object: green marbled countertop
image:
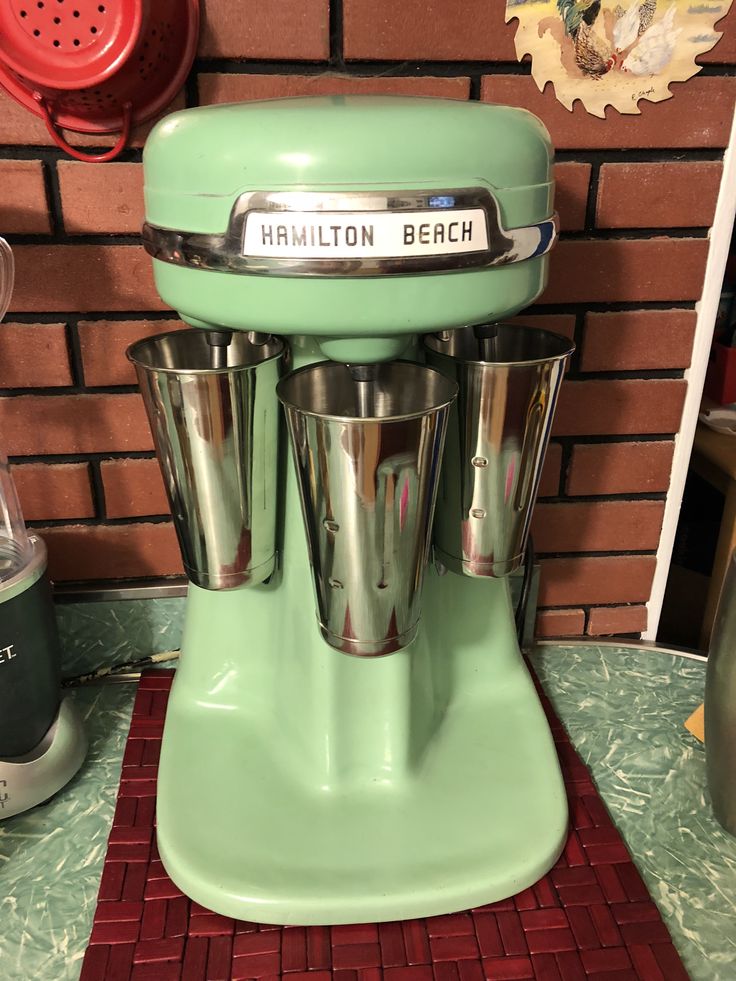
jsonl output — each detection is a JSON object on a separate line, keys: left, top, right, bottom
{"left": 1, "top": 637, "right": 734, "bottom": 980}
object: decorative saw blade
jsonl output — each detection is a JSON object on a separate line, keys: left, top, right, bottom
{"left": 505, "top": 0, "right": 732, "bottom": 117}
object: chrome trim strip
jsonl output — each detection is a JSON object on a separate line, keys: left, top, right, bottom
{"left": 53, "top": 581, "right": 189, "bottom": 603}
{"left": 143, "top": 188, "right": 558, "bottom": 278}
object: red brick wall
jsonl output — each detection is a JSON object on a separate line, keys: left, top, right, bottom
{"left": 1, "top": 0, "right": 734, "bottom": 638}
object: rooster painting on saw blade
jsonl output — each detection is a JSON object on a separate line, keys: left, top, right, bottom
{"left": 558, "top": 0, "right": 679, "bottom": 78}
{"left": 506, "top": 0, "right": 730, "bottom": 115}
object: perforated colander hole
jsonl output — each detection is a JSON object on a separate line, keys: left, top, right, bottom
{"left": 37, "top": 2, "right": 44, "bottom": 8}
{"left": 53, "top": 39, "right": 60, "bottom": 45}
{"left": 90, "top": 25, "right": 97, "bottom": 33}
{"left": 33, "top": 28, "right": 40, "bottom": 35}
{"left": 73, "top": 37, "right": 79, "bottom": 45}
{"left": 53, "top": 15, "right": 60, "bottom": 22}
{"left": 73, "top": 9, "right": 79, "bottom": 16}
{"left": 98, "top": 4, "right": 105, "bottom": 10}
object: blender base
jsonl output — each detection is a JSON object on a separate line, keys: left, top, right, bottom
{"left": 0, "top": 697, "right": 87, "bottom": 819}
{"left": 156, "top": 569, "right": 567, "bottom": 925}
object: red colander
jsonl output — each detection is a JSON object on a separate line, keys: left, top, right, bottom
{"left": 0, "top": 0, "right": 199, "bottom": 162}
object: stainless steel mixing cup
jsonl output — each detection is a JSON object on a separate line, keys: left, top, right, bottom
{"left": 278, "top": 361, "right": 457, "bottom": 657}
{"left": 128, "top": 329, "right": 286, "bottom": 590}
{"left": 424, "top": 324, "right": 574, "bottom": 578}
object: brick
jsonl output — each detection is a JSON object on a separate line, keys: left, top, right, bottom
{"left": 12, "top": 463, "right": 94, "bottom": 521}
{"left": 596, "top": 162, "right": 722, "bottom": 229}
{"left": 532, "top": 501, "right": 665, "bottom": 553}
{"left": 37, "top": 522, "right": 182, "bottom": 581}
{"left": 524, "top": 929, "right": 575, "bottom": 954}
{"left": 79, "top": 944, "right": 109, "bottom": 981}
{"left": 481, "top": 956, "right": 534, "bottom": 980}
{"left": 544, "top": 239, "right": 708, "bottom": 305}
{"left": 90, "top": 919, "right": 140, "bottom": 945}
{"left": 0, "top": 87, "right": 185, "bottom": 147}
{"left": 0, "top": 161, "right": 51, "bottom": 234}
{"left": 538, "top": 442, "right": 562, "bottom": 498}
{"left": 133, "top": 937, "right": 185, "bottom": 964}
{"left": 332, "top": 943, "right": 382, "bottom": 969}
{"left": 10, "top": 246, "right": 166, "bottom": 313}
{"left": 458, "top": 960, "right": 485, "bottom": 981}
{"left": 0, "top": 323, "right": 72, "bottom": 387}
{"left": 580, "top": 949, "right": 631, "bottom": 974}
{"left": 198, "top": 73, "right": 471, "bottom": 106}
{"left": 101, "top": 458, "right": 169, "bottom": 519}
{"left": 344, "top": 0, "right": 518, "bottom": 60}
{"left": 480, "top": 75, "right": 736, "bottom": 149}
{"left": 581, "top": 310, "right": 696, "bottom": 372}
{"left": 626, "top": 946, "right": 665, "bottom": 981}
{"left": 539, "top": 556, "right": 656, "bottom": 606}
{"left": 429, "top": 936, "right": 479, "bottom": 961}
{"left": 0, "top": 394, "right": 153, "bottom": 455}
{"left": 233, "top": 932, "right": 280, "bottom": 956}
{"left": 701, "top": 4, "right": 736, "bottom": 62}
{"left": 587, "top": 605, "right": 649, "bottom": 636}
{"left": 78, "top": 319, "right": 184, "bottom": 387}
{"left": 199, "top": 0, "right": 329, "bottom": 58}
{"left": 58, "top": 162, "right": 144, "bottom": 235}
{"left": 567, "top": 441, "right": 675, "bottom": 495}
{"left": 332, "top": 925, "right": 380, "bottom": 944}
{"left": 553, "top": 380, "right": 686, "bottom": 436}
{"left": 534, "top": 609, "right": 585, "bottom": 639}
{"left": 554, "top": 163, "right": 591, "bottom": 233}
{"left": 131, "top": 963, "right": 180, "bottom": 981}
{"left": 519, "top": 910, "right": 568, "bottom": 930}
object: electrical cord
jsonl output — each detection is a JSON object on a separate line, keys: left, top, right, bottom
{"left": 61, "top": 649, "right": 180, "bottom": 688}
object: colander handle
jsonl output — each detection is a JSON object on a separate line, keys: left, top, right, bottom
{"left": 0, "top": 237, "right": 15, "bottom": 324}
{"left": 34, "top": 95, "right": 133, "bottom": 163}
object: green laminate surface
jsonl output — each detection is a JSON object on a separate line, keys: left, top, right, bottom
{"left": 0, "top": 683, "right": 135, "bottom": 981}
{"left": 532, "top": 644, "right": 736, "bottom": 979}
{"left": 0, "top": 640, "right": 733, "bottom": 979}
{"left": 56, "top": 596, "right": 185, "bottom": 678}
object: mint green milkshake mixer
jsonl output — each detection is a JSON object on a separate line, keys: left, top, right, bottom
{"left": 128, "top": 96, "right": 574, "bottom": 924}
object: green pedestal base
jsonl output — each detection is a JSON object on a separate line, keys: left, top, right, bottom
{"left": 156, "top": 565, "right": 567, "bottom": 924}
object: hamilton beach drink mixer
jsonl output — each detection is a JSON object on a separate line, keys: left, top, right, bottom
{"left": 129, "top": 96, "right": 574, "bottom": 923}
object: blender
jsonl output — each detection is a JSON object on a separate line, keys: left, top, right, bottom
{"left": 0, "top": 236, "right": 86, "bottom": 819}
{"left": 130, "top": 96, "right": 574, "bottom": 923}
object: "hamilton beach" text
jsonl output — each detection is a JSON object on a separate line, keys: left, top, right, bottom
{"left": 260, "top": 219, "right": 475, "bottom": 250}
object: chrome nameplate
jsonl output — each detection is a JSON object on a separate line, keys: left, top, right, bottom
{"left": 143, "top": 187, "right": 557, "bottom": 278}
{"left": 243, "top": 207, "right": 489, "bottom": 262}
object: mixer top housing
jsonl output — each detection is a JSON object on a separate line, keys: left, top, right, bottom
{"left": 142, "top": 96, "right": 556, "bottom": 360}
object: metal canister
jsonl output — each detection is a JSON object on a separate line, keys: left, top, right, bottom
{"left": 424, "top": 324, "right": 574, "bottom": 578}
{"left": 705, "top": 549, "right": 736, "bottom": 836}
{"left": 128, "top": 329, "right": 286, "bottom": 590}
{"left": 278, "top": 361, "right": 457, "bottom": 656}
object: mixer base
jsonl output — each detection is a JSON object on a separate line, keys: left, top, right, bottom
{"left": 155, "top": 572, "right": 567, "bottom": 925}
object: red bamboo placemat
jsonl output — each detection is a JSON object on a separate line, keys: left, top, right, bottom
{"left": 79, "top": 671, "right": 690, "bottom": 981}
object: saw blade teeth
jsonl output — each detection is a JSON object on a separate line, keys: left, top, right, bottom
{"left": 504, "top": 0, "right": 723, "bottom": 117}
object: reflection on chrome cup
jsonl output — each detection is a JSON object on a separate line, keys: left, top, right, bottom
{"left": 128, "top": 329, "right": 285, "bottom": 590}
{"left": 278, "top": 361, "right": 457, "bottom": 656}
{"left": 425, "top": 324, "right": 574, "bottom": 578}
